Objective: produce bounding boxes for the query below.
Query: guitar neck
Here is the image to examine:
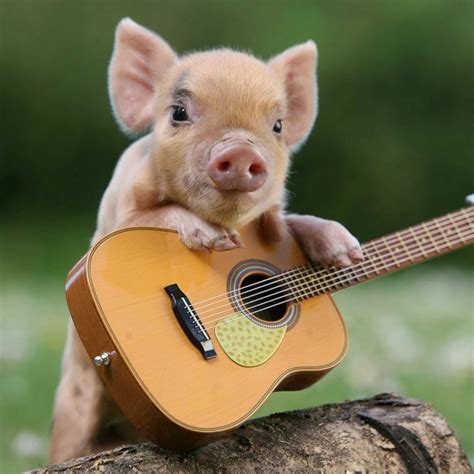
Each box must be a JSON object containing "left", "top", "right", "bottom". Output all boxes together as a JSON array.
[{"left": 283, "top": 206, "right": 474, "bottom": 301}]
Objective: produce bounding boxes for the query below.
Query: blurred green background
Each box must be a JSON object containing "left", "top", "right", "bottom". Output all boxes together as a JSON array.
[{"left": 1, "top": 0, "right": 473, "bottom": 472}]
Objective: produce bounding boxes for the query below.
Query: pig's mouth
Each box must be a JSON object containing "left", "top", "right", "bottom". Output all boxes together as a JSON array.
[
  {"left": 184, "top": 175, "right": 271, "bottom": 229},
  {"left": 208, "top": 182, "right": 263, "bottom": 195}
]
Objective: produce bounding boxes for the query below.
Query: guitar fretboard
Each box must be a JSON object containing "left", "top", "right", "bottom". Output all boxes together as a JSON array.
[{"left": 282, "top": 206, "right": 473, "bottom": 301}]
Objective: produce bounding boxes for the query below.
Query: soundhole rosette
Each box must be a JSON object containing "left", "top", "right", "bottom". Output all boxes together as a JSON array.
[{"left": 226, "top": 259, "right": 300, "bottom": 329}]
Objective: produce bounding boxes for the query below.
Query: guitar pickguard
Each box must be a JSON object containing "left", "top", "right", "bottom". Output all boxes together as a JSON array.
[{"left": 215, "top": 314, "right": 286, "bottom": 367}]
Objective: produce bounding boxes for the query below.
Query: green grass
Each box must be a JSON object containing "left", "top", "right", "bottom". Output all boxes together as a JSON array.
[{"left": 0, "top": 217, "right": 472, "bottom": 472}]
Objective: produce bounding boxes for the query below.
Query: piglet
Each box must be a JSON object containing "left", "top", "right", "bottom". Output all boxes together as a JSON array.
[{"left": 50, "top": 18, "right": 362, "bottom": 463}]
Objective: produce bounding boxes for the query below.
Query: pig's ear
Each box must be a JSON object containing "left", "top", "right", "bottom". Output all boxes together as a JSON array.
[
  {"left": 108, "top": 18, "right": 177, "bottom": 135},
  {"left": 269, "top": 41, "right": 318, "bottom": 150}
]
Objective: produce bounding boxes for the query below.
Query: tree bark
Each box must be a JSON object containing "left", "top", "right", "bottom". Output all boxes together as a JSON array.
[{"left": 31, "top": 393, "right": 470, "bottom": 473}]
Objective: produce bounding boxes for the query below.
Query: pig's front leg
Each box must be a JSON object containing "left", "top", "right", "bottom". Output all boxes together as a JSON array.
[
  {"left": 123, "top": 204, "right": 242, "bottom": 251},
  {"left": 286, "top": 214, "right": 363, "bottom": 267}
]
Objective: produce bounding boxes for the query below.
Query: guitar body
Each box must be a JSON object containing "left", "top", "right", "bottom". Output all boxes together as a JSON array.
[
  {"left": 65, "top": 204, "right": 473, "bottom": 451},
  {"left": 66, "top": 224, "right": 347, "bottom": 451}
]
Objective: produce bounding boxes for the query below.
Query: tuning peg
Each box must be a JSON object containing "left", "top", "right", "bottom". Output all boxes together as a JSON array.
[{"left": 465, "top": 194, "right": 474, "bottom": 205}]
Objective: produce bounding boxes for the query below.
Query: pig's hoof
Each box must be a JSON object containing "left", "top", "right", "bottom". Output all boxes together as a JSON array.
[
  {"left": 178, "top": 221, "right": 242, "bottom": 252},
  {"left": 287, "top": 215, "right": 362, "bottom": 268},
  {"left": 306, "top": 220, "right": 362, "bottom": 268}
]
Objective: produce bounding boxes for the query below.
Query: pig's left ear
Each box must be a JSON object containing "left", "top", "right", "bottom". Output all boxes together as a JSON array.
[
  {"left": 108, "top": 18, "right": 177, "bottom": 135},
  {"left": 269, "top": 41, "right": 318, "bottom": 150}
]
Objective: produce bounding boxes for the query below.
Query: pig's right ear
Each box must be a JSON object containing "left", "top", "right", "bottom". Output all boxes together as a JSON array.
[{"left": 108, "top": 18, "right": 177, "bottom": 135}]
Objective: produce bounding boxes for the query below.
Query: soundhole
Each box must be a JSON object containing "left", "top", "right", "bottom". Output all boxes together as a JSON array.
[{"left": 239, "top": 273, "right": 288, "bottom": 322}]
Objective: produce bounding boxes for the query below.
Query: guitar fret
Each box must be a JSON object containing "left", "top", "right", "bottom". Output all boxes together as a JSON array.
[
  {"left": 316, "top": 271, "right": 327, "bottom": 294},
  {"left": 350, "top": 261, "right": 365, "bottom": 282},
  {"left": 315, "top": 272, "right": 326, "bottom": 294},
  {"left": 421, "top": 222, "right": 440, "bottom": 253},
  {"left": 299, "top": 267, "right": 313, "bottom": 298},
  {"left": 307, "top": 268, "right": 319, "bottom": 296},
  {"left": 329, "top": 268, "right": 342, "bottom": 288},
  {"left": 322, "top": 268, "right": 335, "bottom": 292},
  {"left": 294, "top": 268, "right": 305, "bottom": 299},
  {"left": 370, "top": 242, "right": 390, "bottom": 272},
  {"left": 322, "top": 269, "right": 334, "bottom": 292},
  {"left": 396, "top": 231, "right": 414, "bottom": 262},
  {"left": 282, "top": 272, "right": 299, "bottom": 301},
  {"left": 381, "top": 235, "right": 401, "bottom": 268},
  {"left": 409, "top": 227, "right": 427, "bottom": 258},
  {"left": 337, "top": 267, "right": 349, "bottom": 287},
  {"left": 307, "top": 267, "right": 316, "bottom": 296},
  {"left": 361, "top": 244, "right": 378, "bottom": 278},
  {"left": 461, "top": 208, "right": 474, "bottom": 232},
  {"left": 340, "top": 268, "right": 352, "bottom": 288},
  {"left": 314, "top": 273, "right": 324, "bottom": 294},
  {"left": 344, "top": 266, "right": 359, "bottom": 286},
  {"left": 298, "top": 269, "right": 311, "bottom": 300},
  {"left": 315, "top": 269, "right": 327, "bottom": 292},
  {"left": 371, "top": 244, "right": 391, "bottom": 274},
  {"left": 297, "top": 267, "right": 308, "bottom": 298},
  {"left": 446, "top": 213, "right": 465, "bottom": 244},
  {"left": 359, "top": 246, "right": 375, "bottom": 275},
  {"left": 432, "top": 218, "right": 452, "bottom": 249},
  {"left": 354, "top": 263, "right": 365, "bottom": 282},
  {"left": 291, "top": 270, "right": 305, "bottom": 301},
  {"left": 342, "top": 267, "right": 353, "bottom": 287},
  {"left": 352, "top": 263, "right": 365, "bottom": 284}
]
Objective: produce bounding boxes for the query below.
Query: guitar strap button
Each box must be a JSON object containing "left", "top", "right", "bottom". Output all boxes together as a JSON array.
[{"left": 93, "top": 352, "right": 111, "bottom": 366}]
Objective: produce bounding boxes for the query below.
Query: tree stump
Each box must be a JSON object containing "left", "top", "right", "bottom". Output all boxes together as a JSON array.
[{"left": 31, "top": 393, "right": 470, "bottom": 473}]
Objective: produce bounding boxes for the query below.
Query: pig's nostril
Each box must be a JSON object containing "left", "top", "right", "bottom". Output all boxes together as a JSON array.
[
  {"left": 218, "top": 161, "right": 232, "bottom": 172},
  {"left": 209, "top": 143, "right": 267, "bottom": 192},
  {"left": 249, "top": 163, "right": 264, "bottom": 175}
]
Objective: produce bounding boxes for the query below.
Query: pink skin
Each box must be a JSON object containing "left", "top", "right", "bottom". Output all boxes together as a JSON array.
[
  {"left": 286, "top": 214, "right": 363, "bottom": 268},
  {"left": 125, "top": 204, "right": 244, "bottom": 252},
  {"left": 208, "top": 138, "right": 268, "bottom": 192}
]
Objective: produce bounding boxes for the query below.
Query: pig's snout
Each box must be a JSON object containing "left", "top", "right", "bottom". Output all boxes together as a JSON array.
[{"left": 208, "top": 144, "right": 267, "bottom": 192}]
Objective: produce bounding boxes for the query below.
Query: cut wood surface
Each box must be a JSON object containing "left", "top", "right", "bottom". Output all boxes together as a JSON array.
[{"left": 31, "top": 393, "right": 470, "bottom": 473}]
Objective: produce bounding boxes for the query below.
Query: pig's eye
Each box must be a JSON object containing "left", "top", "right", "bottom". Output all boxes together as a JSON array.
[
  {"left": 273, "top": 120, "right": 283, "bottom": 134},
  {"left": 171, "top": 106, "right": 189, "bottom": 122}
]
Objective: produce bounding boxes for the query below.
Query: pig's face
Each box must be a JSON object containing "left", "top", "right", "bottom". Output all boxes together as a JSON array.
[
  {"left": 109, "top": 18, "right": 318, "bottom": 228},
  {"left": 151, "top": 52, "right": 290, "bottom": 227}
]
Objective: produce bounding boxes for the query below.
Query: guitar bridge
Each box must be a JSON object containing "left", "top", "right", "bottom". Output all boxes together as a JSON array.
[{"left": 164, "top": 284, "right": 217, "bottom": 360}]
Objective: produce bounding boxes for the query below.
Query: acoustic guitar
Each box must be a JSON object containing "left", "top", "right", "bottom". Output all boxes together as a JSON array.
[{"left": 66, "top": 200, "right": 473, "bottom": 451}]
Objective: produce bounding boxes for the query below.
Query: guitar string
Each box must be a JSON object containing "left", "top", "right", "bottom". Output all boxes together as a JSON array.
[
  {"left": 201, "top": 227, "right": 473, "bottom": 329},
  {"left": 202, "top": 230, "right": 472, "bottom": 332},
  {"left": 180, "top": 208, "right": 470, "bottom": 313},
  {"left": 280, "top": 222, "right": 474, "bottom": 300},
  {"left": 203, "top": 232, "right": 472, "bottom": 332},
  {"left": 199, "top": 227, "right": 472, "bottom": 331},
  {"left": 188, "top": 213, "right": 470, "bottom": 320},
  {"left": 194, "top": 211, "right": 473, "bottom": 322},
  {"left": 189, "top": 209, "right": 470, "bottom": 310},
  {"left": 100, "top": 209, "right": 471, "bottom": 316},
  {"left": 192, "top": 211, "right": 473, "bottom": 321},
  {"left": 188, "top": 208, "right": 472, "bottom": 313},
  {"left": 190, "top": 207, "right": 472, "bottom": 310},
  {"left": 187, "top": 211, "right": 459, "bottom": 309}
]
